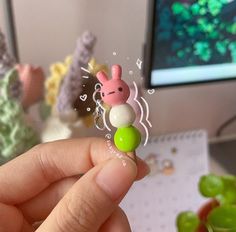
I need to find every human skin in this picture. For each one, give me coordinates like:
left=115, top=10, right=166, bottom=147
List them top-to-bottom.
left=0, top=138, right=149, bottom=232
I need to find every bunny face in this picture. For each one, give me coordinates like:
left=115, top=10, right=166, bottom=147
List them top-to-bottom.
left=97, top=65, right=130, bottom=106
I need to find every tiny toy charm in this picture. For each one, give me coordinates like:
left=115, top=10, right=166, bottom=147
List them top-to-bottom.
left=96, top=65, right=141, bottom=162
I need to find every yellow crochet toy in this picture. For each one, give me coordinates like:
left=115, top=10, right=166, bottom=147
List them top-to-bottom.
left=45, top=56, right=72, bottom=108
left=45, top=56, right=108, bottom=128
left=88, top=58, right=108, bottom=76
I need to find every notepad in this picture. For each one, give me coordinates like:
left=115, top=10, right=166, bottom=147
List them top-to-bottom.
left=121, top=130, right=209, bottom=232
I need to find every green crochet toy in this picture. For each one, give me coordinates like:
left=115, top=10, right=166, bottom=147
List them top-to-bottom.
left=0, top=69, right=39, bottom=163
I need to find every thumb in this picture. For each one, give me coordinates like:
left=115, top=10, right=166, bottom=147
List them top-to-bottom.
left=37, top=157, right=137, bottom=232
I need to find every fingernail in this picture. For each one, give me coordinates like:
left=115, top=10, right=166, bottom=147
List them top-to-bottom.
left=138, top=157, right=151, bottom=176
left=96, top=158, right=137, bottom=201
left=144, top=163, right=151, bottom=176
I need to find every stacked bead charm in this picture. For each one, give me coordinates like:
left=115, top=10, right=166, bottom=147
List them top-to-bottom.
left=96, top=65, right=141, bottom=157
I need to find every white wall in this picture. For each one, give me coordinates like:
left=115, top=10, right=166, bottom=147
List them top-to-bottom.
left=0, top=0, right=12, bottom=53
left=12, top=0, right=236, bottom=137
left=13, top=0, right=147, bottom=76
left=0, top=1, right=6, bottom=32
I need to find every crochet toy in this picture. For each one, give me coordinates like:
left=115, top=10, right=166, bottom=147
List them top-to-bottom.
left=0, top=28, right=22, bottom=100
left=57, top=31, right=96, bottom=120
left=45, top=56, right=72, bottom=108
left=16, top=64, right=45, bottom=109
left=0, top=69, right=39, bottom=162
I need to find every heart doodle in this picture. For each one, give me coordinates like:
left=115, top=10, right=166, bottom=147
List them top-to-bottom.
left=148, top=89, right=155, bottom=95
left=80, top=94, right=88, bottom=101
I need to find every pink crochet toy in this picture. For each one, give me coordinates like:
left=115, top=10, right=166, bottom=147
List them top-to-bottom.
left=16, top=65, right=45, bottom=109
left=97, top=65, right=141, bottom=162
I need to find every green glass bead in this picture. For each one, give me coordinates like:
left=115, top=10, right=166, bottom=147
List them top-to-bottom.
left=114, top=126, right=141, bottom=152
left=199, top=174, right=224, bottom=198
left=208, top=205, right=236, bottom=231
left=176, top=211, right=200, bottom=232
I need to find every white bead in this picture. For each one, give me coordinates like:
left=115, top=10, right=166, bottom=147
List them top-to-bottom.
left=109, top=103, right=136, bottom=128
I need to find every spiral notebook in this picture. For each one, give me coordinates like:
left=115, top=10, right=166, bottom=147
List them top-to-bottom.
left=121, top=130, right=209, bottom=232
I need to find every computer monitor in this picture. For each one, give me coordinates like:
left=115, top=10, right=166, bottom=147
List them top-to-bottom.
left=143, top=0, right=236, bottom=138
left=145, top=0, right=236, bottom=88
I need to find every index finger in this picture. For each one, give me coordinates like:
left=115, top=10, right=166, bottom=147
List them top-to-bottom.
left=0, top=138, right=148, bottom=205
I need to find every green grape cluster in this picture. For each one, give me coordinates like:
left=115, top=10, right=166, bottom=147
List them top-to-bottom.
left=177, top=174, right=236, bottom=232
left=199, top=174, right=236, bottom=205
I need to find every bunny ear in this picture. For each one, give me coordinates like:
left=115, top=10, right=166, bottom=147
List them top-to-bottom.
left=112, top=65, right=122, bottom=80
left=96, top=71, right=108, bottom=84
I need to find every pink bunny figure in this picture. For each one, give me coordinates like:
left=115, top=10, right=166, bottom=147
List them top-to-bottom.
left=96, top=65, right=141, bottom=161
left=97, top=65, right=130, bottom=106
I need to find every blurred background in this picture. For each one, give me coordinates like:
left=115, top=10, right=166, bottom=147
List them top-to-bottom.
left=0, top=0, right=235, bottom=138
left=1, top=1, right=236, bottom=231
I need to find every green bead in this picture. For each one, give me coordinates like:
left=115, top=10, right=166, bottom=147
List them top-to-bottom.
left=114, top=126, right=141, bottom=152
left=199, top=174, right=224, bottom=198
left=208, top=205, right=236, bottom=231
left=176, top=211, right=200, bottom=232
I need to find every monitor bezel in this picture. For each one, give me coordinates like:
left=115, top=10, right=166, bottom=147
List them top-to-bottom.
left=144, top=0, right=236, bottom=89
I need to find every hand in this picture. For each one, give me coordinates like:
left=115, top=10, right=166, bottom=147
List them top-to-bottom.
left=0, top=138, right=149, bottom=232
